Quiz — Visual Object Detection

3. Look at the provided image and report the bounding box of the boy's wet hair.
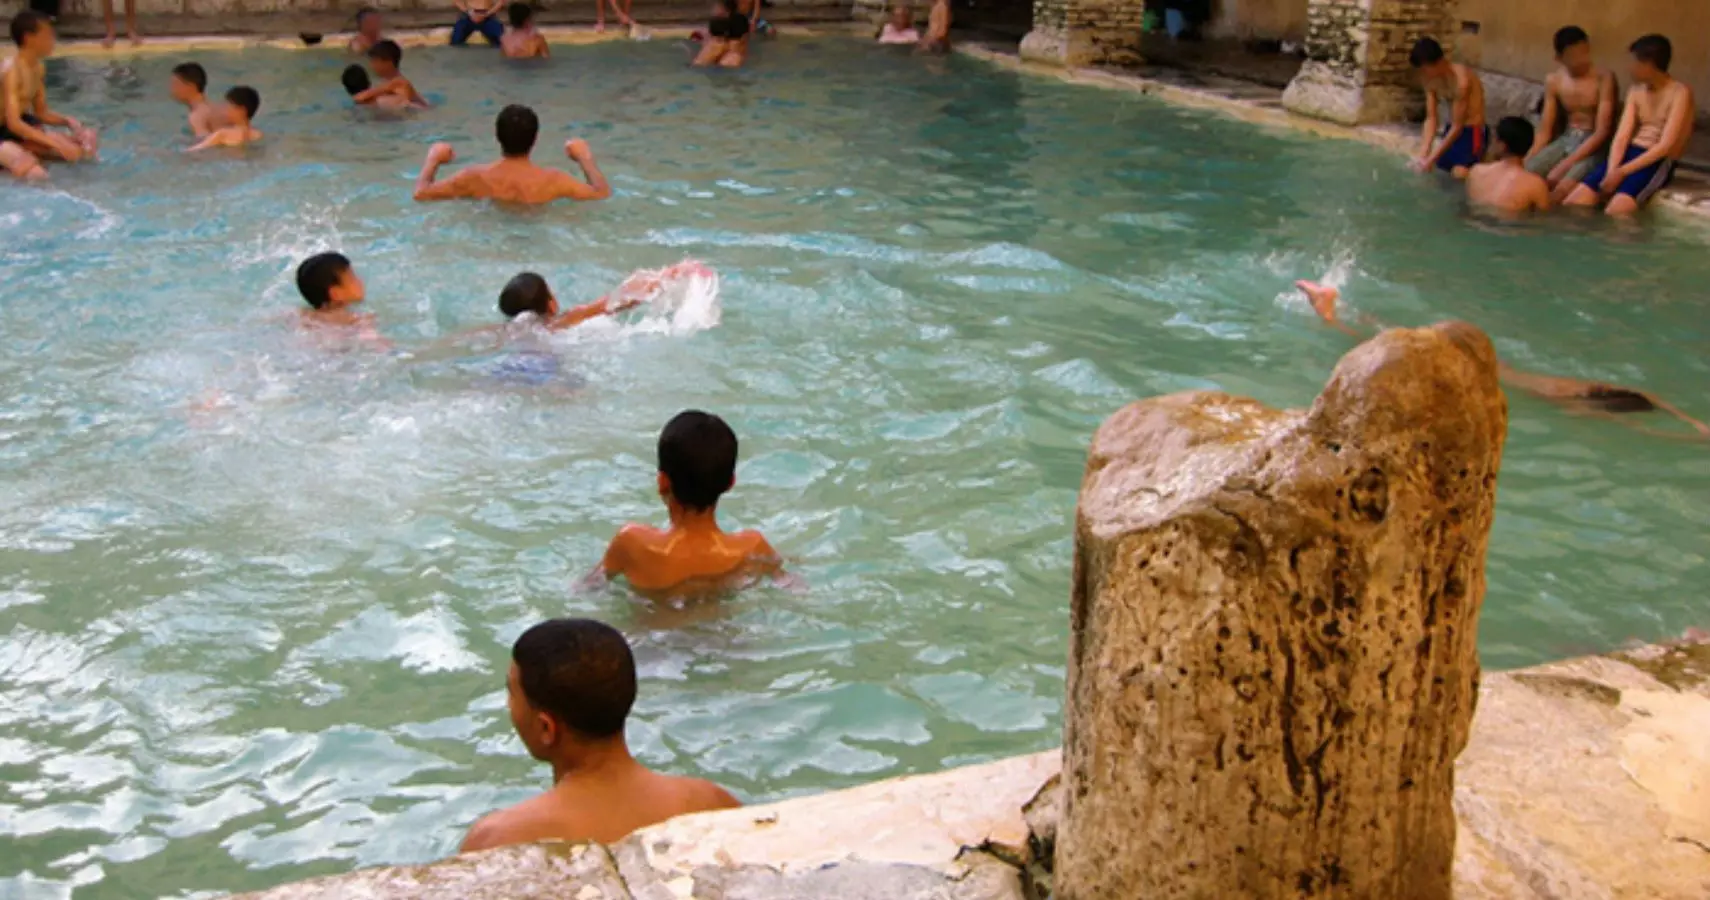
[1553,26,1588,56]
[1630,34,1671,73]
[499,272,553,318]
[368,38,403,66]
[226,85,260,120]
[171,62,208,93]
[1496,116,1534,158]
[1409,37,1444,68]
[10,10,47,47]
[512,618,637,740]
[658,410,738,511]
[341,64,372,96]
[496,104,540,157]
[296,252,352,309]
[509,2,533,28]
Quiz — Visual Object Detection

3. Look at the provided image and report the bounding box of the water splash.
[566,259,722,341]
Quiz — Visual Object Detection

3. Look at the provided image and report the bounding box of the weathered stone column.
[1282,0,1452,124]
[1056,323,1507,899]
[1019,0,1142,67]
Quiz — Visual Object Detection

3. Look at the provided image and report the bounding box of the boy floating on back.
[1,11,99,181]
[1408,37,1488,178]
[502,3,550,58]
[1563,34,1692,216]
[188,86,262,150]
[169,62,223,137]
[598,410,781,595]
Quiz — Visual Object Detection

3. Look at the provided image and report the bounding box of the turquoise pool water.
[2,37,1708,898]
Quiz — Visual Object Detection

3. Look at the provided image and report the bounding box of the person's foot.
[1295,280,1339,322]
[595,20,606,32]
[102,30,117,48]
[128,30,141,46]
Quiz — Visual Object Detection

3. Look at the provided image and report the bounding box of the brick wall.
[1284,0,1451,124]
[1019,0,1140,66]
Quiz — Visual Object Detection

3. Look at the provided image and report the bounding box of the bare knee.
[1604,195,1640,217]
[1563,185,1600,207]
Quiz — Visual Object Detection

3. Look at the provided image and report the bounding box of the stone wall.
[1282,0,1453,124]
[1207,0,1308,43]
[1019,0,1141,67]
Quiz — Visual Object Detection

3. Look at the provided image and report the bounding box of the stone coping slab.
[232,641,1710,899]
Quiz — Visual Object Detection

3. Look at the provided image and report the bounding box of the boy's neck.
[549,737,637,786]
[20,47,44,63]
[667,503,721,532]
[1642,72,1672,90]
[186,93,207,108]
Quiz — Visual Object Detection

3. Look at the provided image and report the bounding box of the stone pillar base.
[1019,26,1141,68]
[1282,61,1421,126]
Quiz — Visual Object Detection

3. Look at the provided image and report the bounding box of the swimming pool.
[2,36,1708,898]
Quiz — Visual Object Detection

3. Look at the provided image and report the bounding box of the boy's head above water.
[297,252,365,310]
[356,6,382,37]
[224,85,260,123]
[170,62,207,102]
[496,104,540,157]
[10,10,53,54]
[657,410,738,513]
[890,5,911,27]
[508,618,636,759]
[368,38,403,76]
[499,272,557,319]
[509,3,534,28]
[341,64,372,96]
[1494,116,1533,159]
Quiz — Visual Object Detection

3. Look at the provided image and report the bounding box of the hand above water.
[565,139,594,163]
[427,142,457,165]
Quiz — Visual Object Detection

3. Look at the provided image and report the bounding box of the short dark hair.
[171,62,208,93]
[499,272,553,318]
[658,410,738,511]
[1630,34,1671,72]
[1409,37,1445,68]
[496,104,540,157]
[225,85,260,120]
[512,619,637,740]
[1553,26,1588,56]
[355,6,379,25]
[296,252,351,309]
[368,38,402,65]
[10,10,47,47]
[509,2,533,28]
[1495,116,1534,157]
[341,64,372,96]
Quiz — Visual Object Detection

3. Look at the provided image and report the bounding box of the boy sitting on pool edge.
[188,86,262,151]
[597,410,781,595]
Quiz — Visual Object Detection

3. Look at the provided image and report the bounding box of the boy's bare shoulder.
[732,528,776,557]
[460,795,555,853]
[670,774,742,813]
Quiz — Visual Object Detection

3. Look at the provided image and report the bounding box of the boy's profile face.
[223,99,249,123]
[1630,56,1660,83]
[169,75,197,102]
[23,22,55,55]
[1559,41,1591,75]
[371,58,398,78]
[328,268,366,307]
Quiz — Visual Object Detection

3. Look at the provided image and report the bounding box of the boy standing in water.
[598,411,781,594]
[348,7,384,54]
[354,40,430,109]
[188,86,261,150]
[1465,117,1552,214]
[501,4,550,58]
[460,618,740,852]
[169,63,222,138]
[1408,37,1487,178]
[415,105,609,204]
[1564,34,1693,216]
[1,11,98,181]
[1525,26,1615,199]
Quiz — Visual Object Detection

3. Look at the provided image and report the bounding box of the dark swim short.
[0,113,43,144]
[1582,144,1678,205]
[1581,384,1656,414]
[1434,124,1489,172]
[708,12,750,39]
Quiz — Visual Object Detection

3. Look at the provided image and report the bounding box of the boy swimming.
[1464,117,1552,214]
[1563,35,1692,216]
[597,410,781,595]
[169,62,223,138]
[501,3,550,58]
[459,618,740,853]
[295,252,371,328]
[414,105,610,205]
[1,11,99,181]
[1408,37,1488,178]
[352,40,430,109]
[187,86,262,151]
[342,65,412,111]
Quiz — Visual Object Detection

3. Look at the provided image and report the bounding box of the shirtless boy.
[1296,280,1709,438]
[452,0,508,46]
[348,8,384,54]
[188,86,261,151]
[1564,35,1693,216]
[1,11,98,181]
[296,253,371,326]
[499,271,656,328]
[919,0,950,52]
[1465,117,1551,214]
[692,0,749,68]
[878,5,919,44]
[501,4,550,59]
[414,105,610,204]
[460,618,740,853]
[598,410,781,595]
[170,63,223,138]
[352,40,430,109]
[1525,26,1615,199]
[1409,37,1487,178]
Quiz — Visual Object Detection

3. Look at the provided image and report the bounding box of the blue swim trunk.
[1435,125,1489,172]
[1582,145,1677,204]
[490,351,562,386]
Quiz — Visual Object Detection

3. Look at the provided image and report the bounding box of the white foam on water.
[556,259,722,343]
[1273,244,1359,317]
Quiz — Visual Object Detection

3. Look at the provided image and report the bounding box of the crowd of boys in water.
[0,5,1703,860]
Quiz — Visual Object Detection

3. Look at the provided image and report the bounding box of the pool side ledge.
[229,638,1710,900]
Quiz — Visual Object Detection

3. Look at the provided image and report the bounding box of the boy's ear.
[657,472,671,497]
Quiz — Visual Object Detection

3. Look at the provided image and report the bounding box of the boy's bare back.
[462,767,738,852]
[603,524,777,593]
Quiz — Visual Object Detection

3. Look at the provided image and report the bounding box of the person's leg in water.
[102,0,139,47]
[0,141,47,181]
